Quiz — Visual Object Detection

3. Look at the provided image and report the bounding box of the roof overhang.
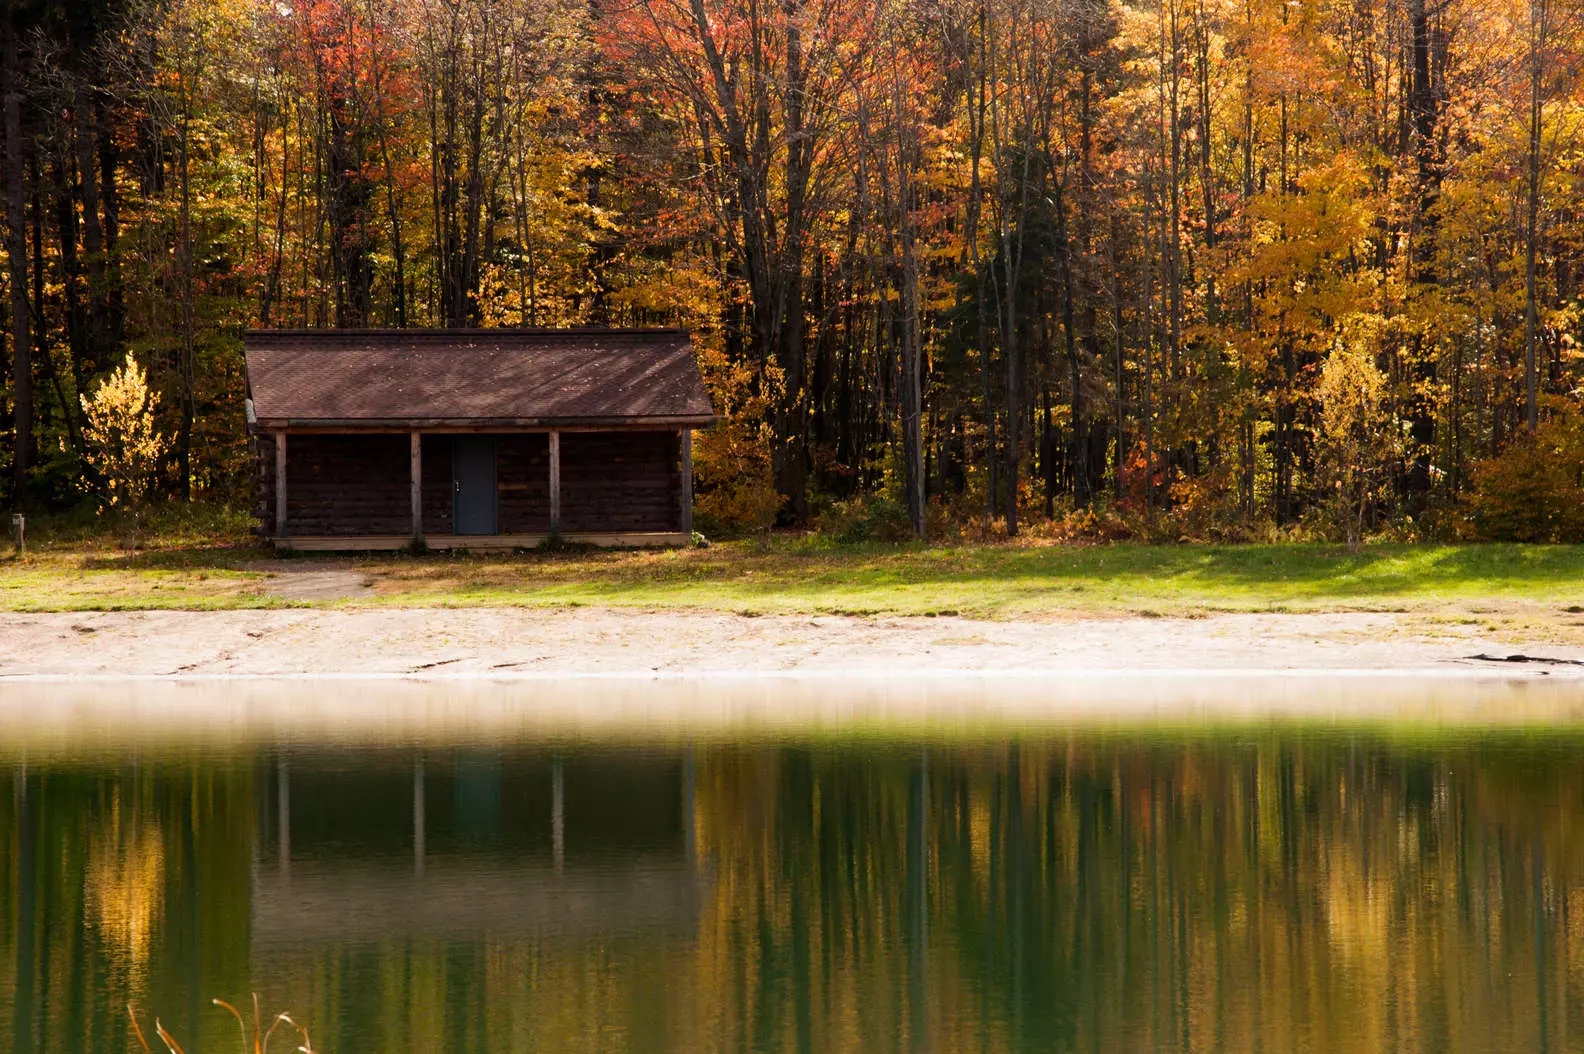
[253,415,718,432]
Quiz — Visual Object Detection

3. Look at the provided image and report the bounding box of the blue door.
[452,437,497,535]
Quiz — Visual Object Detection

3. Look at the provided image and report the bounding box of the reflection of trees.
[85,795,166,990]
[5,734,1584,1051]
[0,760,254,1054]
[691,736,1584,1053]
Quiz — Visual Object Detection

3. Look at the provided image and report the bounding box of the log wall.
[284,434,411,536]
[498,434,552,533]
[562,431,681,533]
[253,433,277,538]
[421,436,454,535]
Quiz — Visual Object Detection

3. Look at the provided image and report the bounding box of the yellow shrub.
[81,353,170,512]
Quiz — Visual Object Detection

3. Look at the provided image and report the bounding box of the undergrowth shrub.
[815,495,915,543]
[691,341,781,535]
[1161,469,1245,541]
[25,500,253,550]
[1467,406,1584,542]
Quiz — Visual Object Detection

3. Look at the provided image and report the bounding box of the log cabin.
[244,328,715,550]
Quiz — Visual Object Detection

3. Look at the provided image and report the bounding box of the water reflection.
[3,729,1583,1051]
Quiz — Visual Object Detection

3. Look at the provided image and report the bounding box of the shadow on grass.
[77,545,278,572]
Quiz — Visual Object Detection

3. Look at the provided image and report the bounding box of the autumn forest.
[3,0,1583,541]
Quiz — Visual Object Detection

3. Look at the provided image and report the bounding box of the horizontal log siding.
[497,434,551,532]
[562,431,681,532]
[420,436,454,535]
[254,433,278,537]
[285,435,410,536]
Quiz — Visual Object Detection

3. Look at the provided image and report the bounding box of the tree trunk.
[1055,179,1086,506]
[51,149,89,430]
[177,61,196,499]
[1110,212,1126,501]
[97,95,123,346]
[3,16,31,507]
[1524,0,1546,431]
[1405,0,1440,496]
[894,67,926,539]
[963,18,994,530]
[75,87,111,370]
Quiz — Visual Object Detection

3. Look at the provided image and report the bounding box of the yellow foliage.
[1315,323,1399,546]
[81,353,170,511]
[692,339,781,533]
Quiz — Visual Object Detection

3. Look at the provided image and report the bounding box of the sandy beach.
[1,606,1580,678]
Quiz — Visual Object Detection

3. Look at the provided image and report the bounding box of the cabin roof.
[244,328,716,429]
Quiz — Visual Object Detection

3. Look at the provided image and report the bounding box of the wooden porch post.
[548,430,562,535]
[410,431,423,542]
[274,431,287,539]
[680,428,693,535]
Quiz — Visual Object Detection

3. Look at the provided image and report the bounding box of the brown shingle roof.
[245,328,716,428]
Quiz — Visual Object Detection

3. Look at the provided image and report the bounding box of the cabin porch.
[255,428,694,550]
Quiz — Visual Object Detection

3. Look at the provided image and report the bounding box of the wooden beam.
[410,431,423,541]
[273,531,689,552]
[274,432,287,538]
[548,430,562,535]
[680,429,693,535]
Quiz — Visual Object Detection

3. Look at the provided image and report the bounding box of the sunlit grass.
[350,539,1584,616]
[3,527,1583,616]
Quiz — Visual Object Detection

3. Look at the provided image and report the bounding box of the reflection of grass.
[5,535,1584,616]
[129,996,313,1054]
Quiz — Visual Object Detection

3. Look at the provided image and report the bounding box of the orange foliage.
[1468,404,1584,543]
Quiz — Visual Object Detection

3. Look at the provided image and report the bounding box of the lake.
[2,676,1582,1052]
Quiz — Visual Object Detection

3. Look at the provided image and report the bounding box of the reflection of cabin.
[252,749,700,945]
[244,329,716,550]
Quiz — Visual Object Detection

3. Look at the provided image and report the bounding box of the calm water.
[4,717,1584,1052]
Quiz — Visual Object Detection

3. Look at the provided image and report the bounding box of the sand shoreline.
[2,606,1582,679]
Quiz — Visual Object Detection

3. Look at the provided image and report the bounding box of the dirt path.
[251,561,374,601]
[0,607,1579,678]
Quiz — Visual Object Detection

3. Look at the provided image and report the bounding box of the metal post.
[9,513,22,555]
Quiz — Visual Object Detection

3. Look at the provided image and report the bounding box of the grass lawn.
[356,540,1584,617]
[1,510,1582,618]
